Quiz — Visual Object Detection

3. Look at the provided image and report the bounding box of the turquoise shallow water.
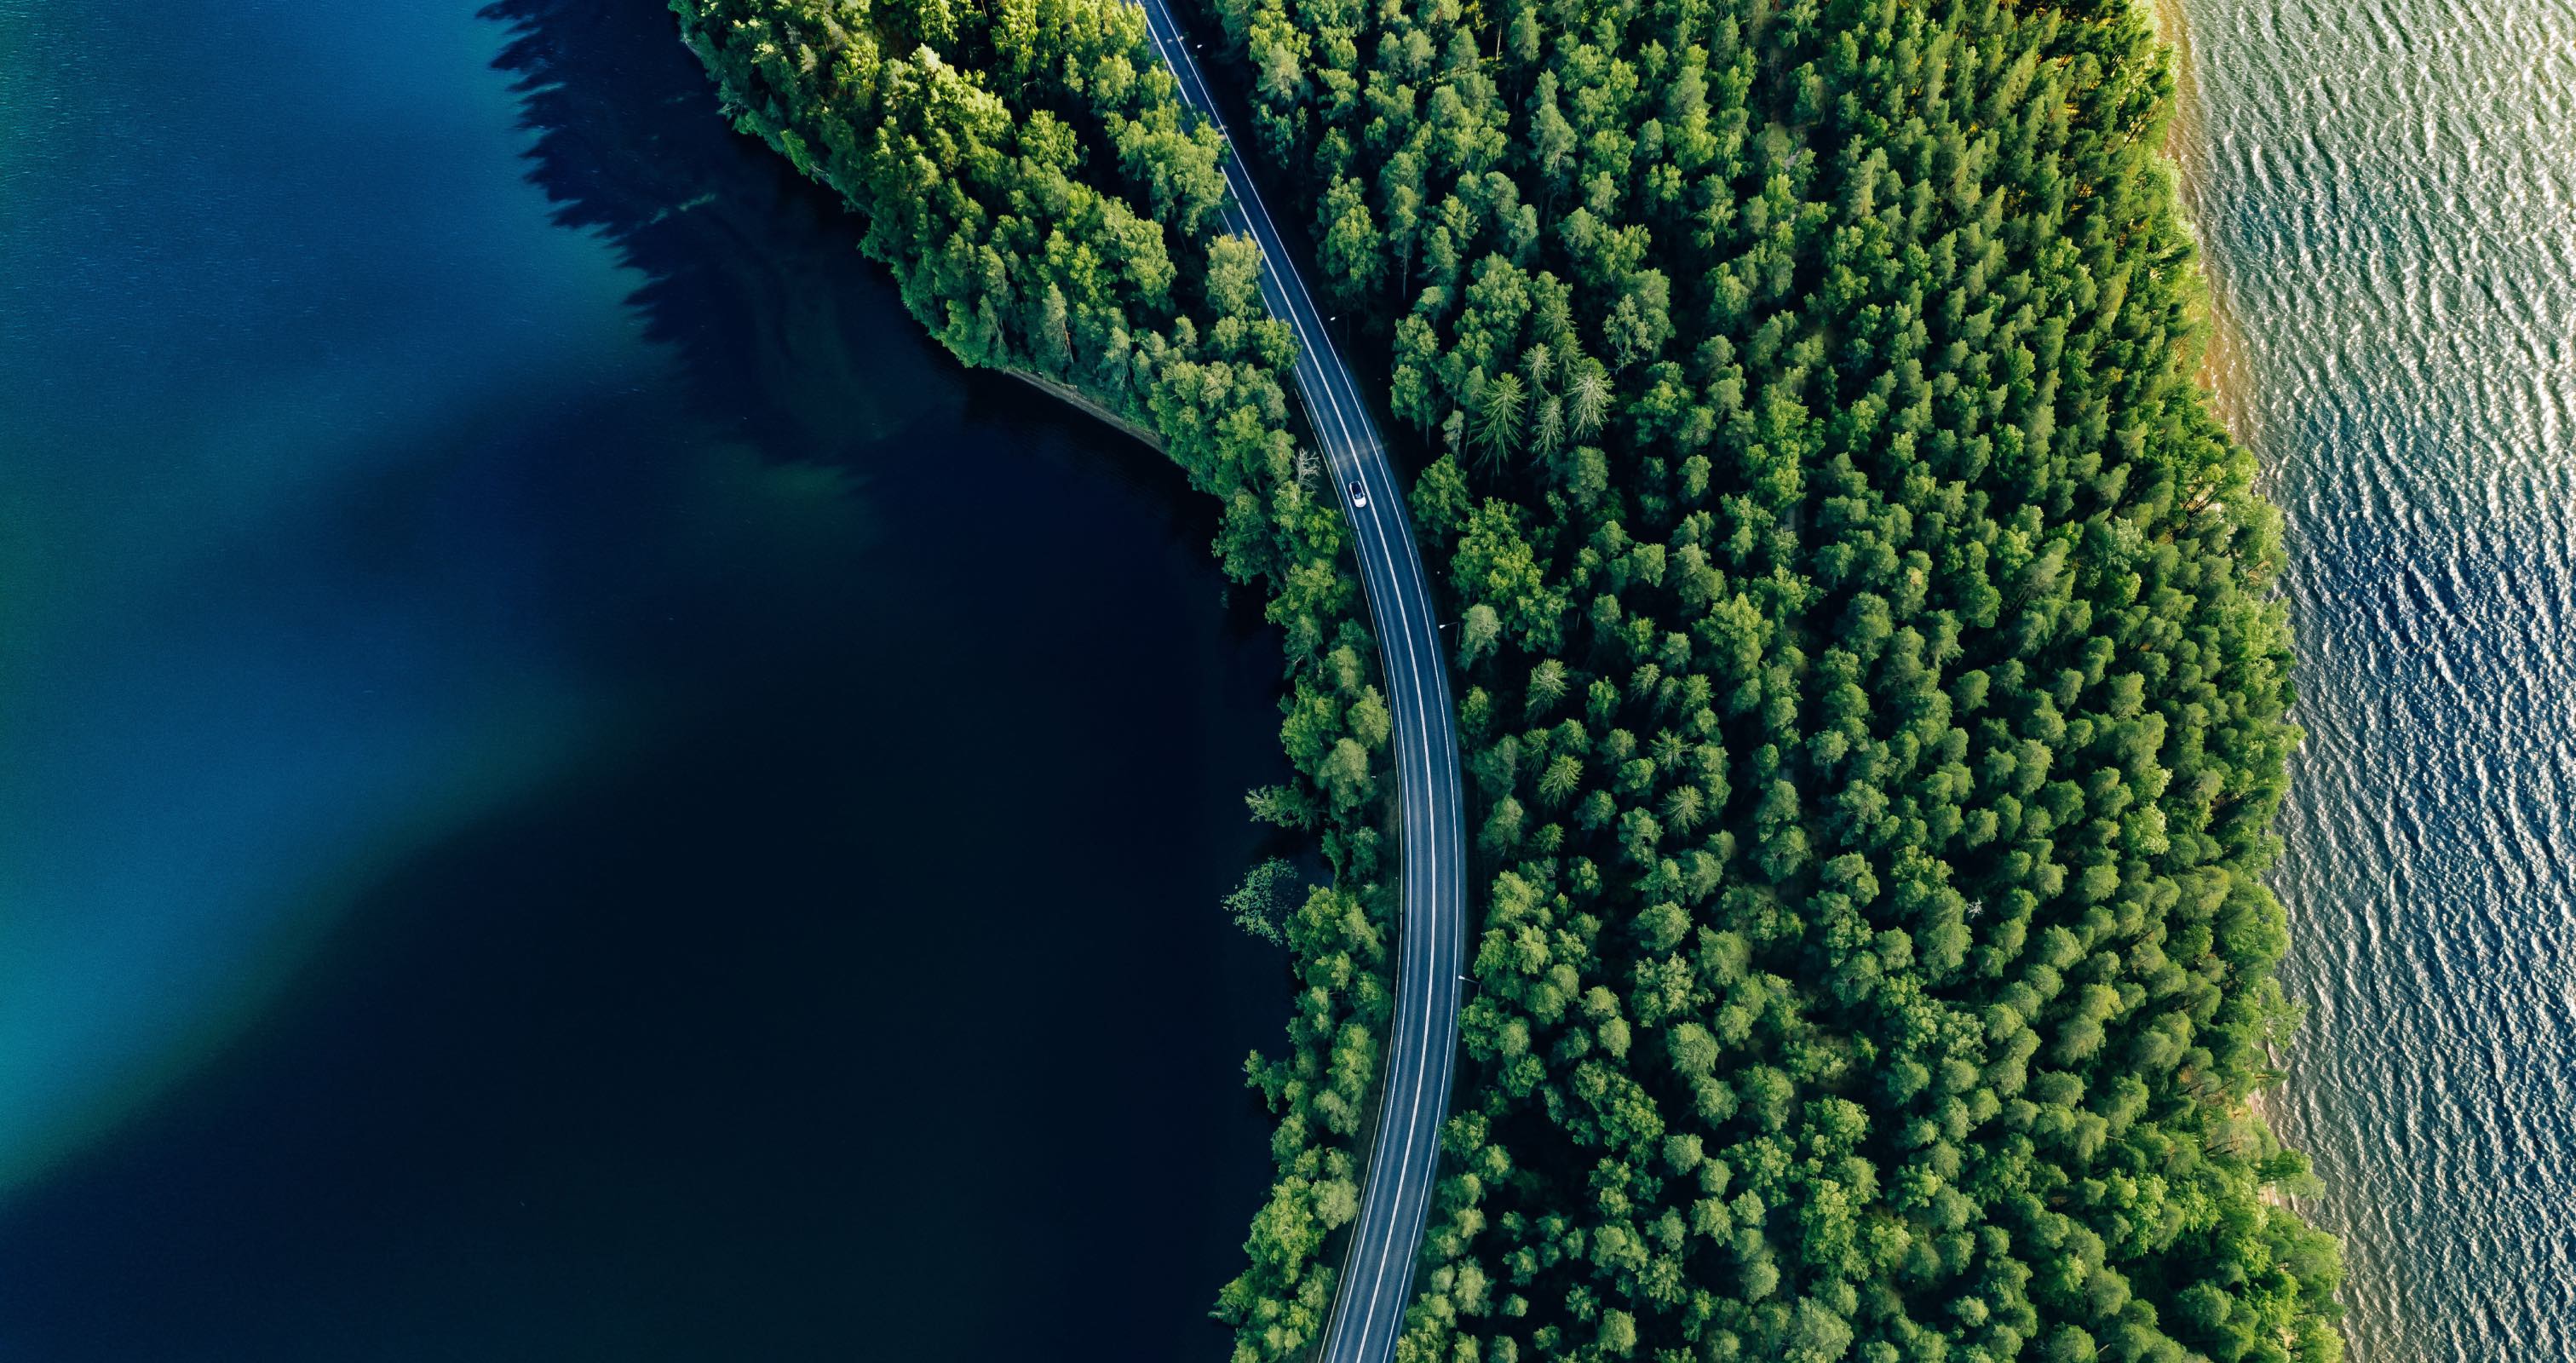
[0,0,1285,1354]
[0,0,648,1191]
[2171,0,2576,1355]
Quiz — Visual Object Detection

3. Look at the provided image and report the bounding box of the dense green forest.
[1196,0,2343,1360]
[673,0,2341,1360]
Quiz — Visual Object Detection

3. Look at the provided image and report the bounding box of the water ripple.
[2176,0,2576,1355]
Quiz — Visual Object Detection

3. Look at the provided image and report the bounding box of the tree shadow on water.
[473,0,1234,564]
[478,0,941,463]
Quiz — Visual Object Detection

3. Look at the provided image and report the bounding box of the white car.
[1347,480,1369,509]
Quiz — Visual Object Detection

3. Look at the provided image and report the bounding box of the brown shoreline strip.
[1000,368,1166,452]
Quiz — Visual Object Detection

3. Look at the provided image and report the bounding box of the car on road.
[1347,479,1369,509]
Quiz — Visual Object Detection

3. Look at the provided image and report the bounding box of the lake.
[2168,0,2576,1354]
[0,0,1286,1356]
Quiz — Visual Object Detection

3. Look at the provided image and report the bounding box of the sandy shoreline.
[2144,0,2264,450]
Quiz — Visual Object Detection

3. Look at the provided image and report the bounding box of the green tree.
[1318,175,1383,302]
[1474,370,1527,466]
[1223,857,1304,943]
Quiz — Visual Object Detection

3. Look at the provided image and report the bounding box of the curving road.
[1132,6,1468,1361]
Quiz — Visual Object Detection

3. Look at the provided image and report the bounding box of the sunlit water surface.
[0,0,1284,1356]
[2169,0,2576,1354]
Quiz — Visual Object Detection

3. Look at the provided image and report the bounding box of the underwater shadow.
[474,0,1239,563]
[479,0,923,461]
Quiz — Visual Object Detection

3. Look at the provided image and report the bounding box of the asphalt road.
[1132,6,1468,1360]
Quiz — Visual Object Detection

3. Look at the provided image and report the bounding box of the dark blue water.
[0,1,1285,1356]
[2165,0,2576,1355]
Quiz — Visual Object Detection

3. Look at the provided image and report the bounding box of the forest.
[671,0,2343,1360]
[1199,0,2345,1359]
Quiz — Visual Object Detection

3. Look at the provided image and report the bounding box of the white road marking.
[1138,8,1466,1360]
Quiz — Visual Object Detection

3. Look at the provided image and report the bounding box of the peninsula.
[670,1,2343,1360]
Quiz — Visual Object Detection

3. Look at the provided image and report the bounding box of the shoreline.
[2150,0,2298,1216]
[1000,367,1166,451]
[2144,0,2263,450]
